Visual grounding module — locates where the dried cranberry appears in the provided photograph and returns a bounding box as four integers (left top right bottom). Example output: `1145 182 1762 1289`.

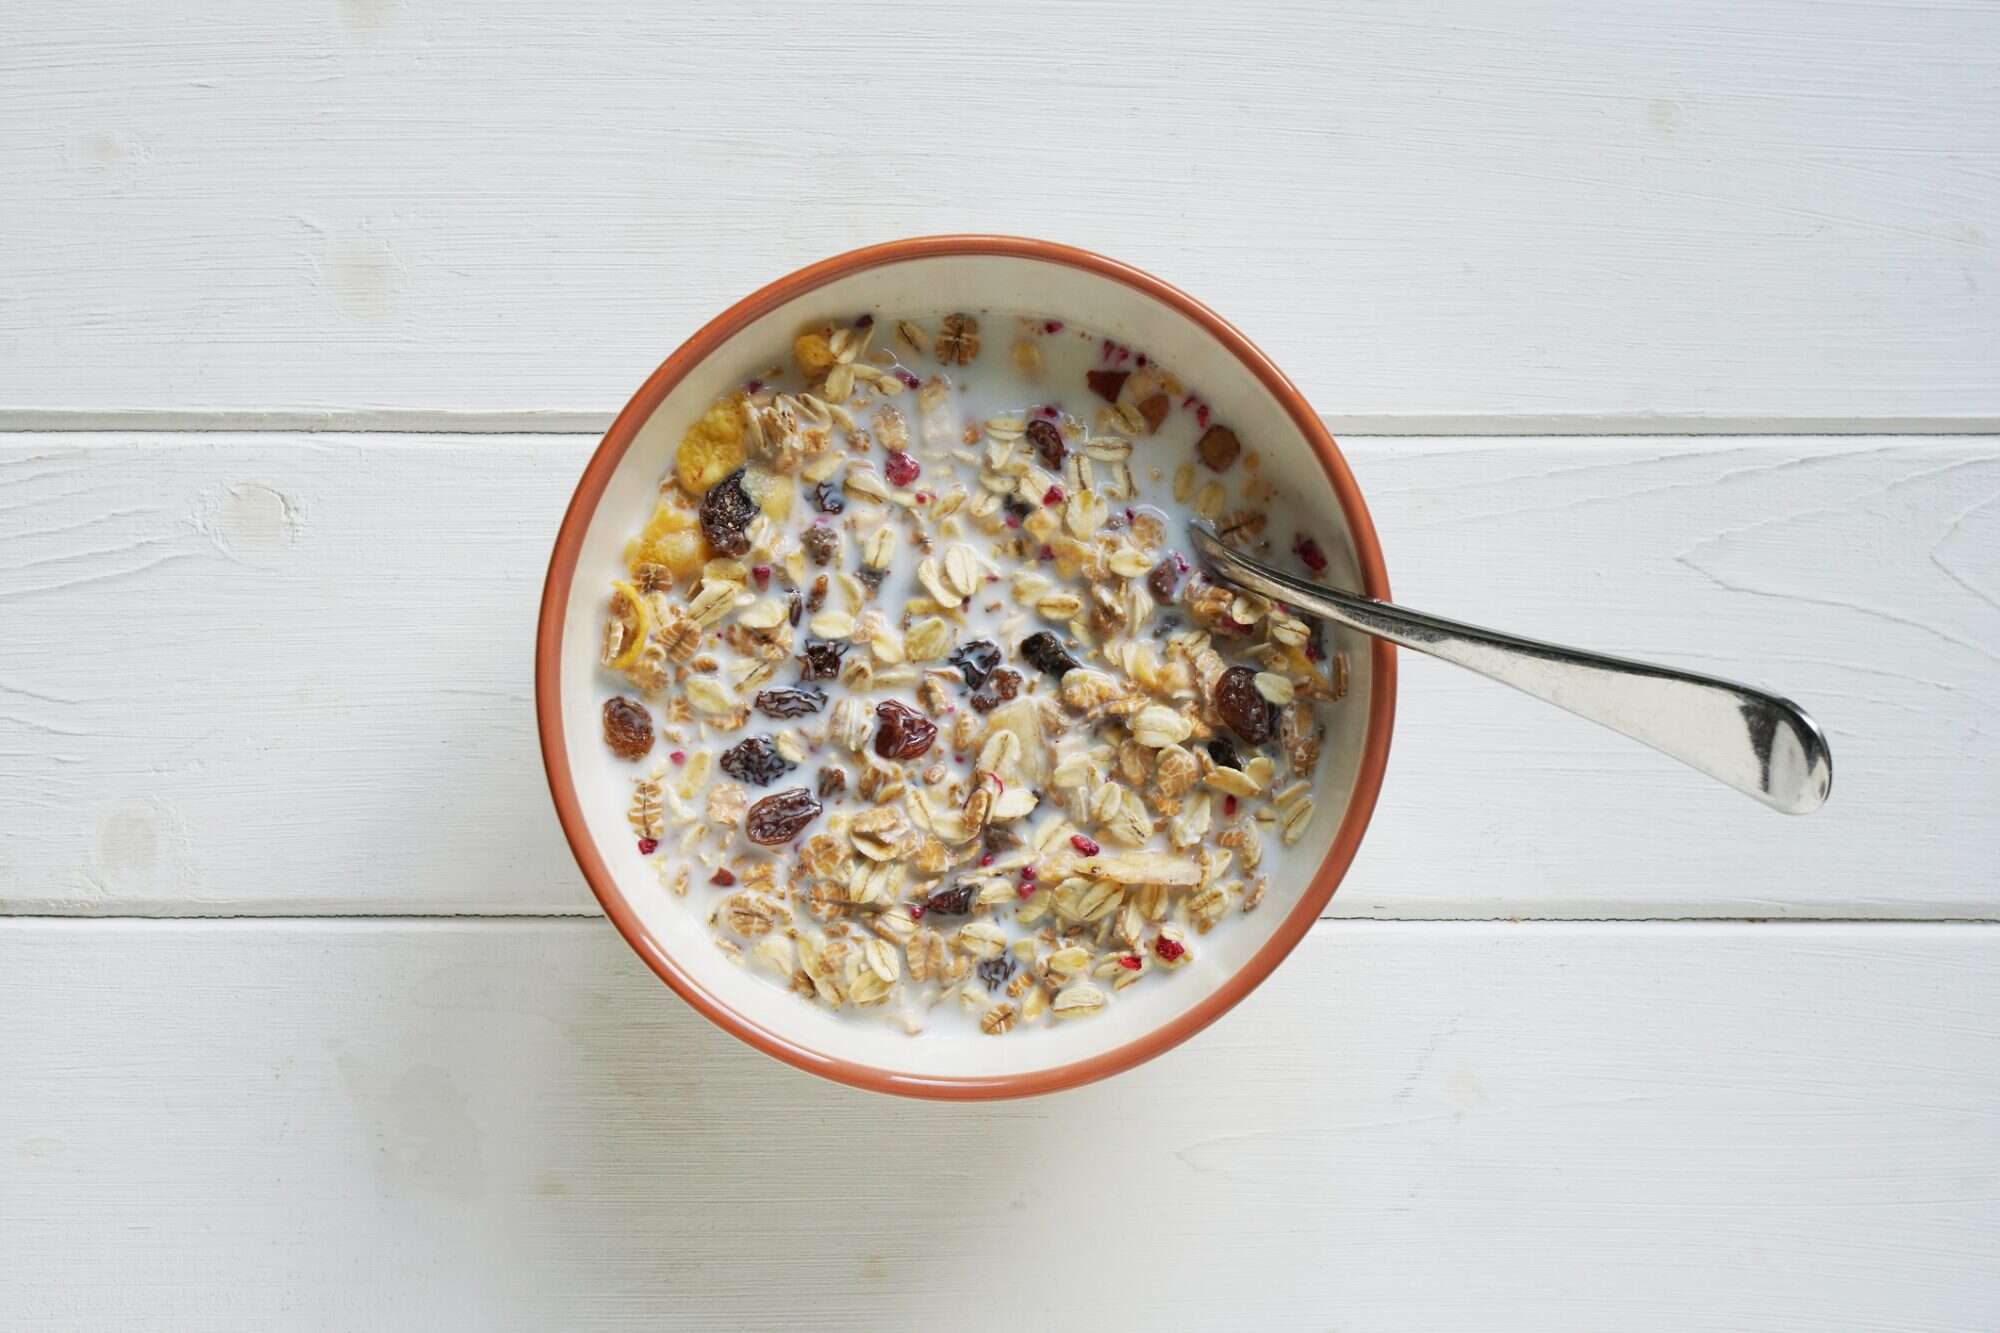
1155 935 1187 962
719 735 794 786
698 468 757 556
798 639 848 680
894 368 920 389
601 696 653 760
751 563 771 589
1043 320 1063 334
1042 485 1064 506
669 749 687 764
710 868 736 887
637 837 658 855
1207 738 1242 771
977 956 1017 992
1016 882 1037 900
810 480 845 514
1117 954 1142 971
744 787 822 845
1214 665 1278 744
1020 865 1036 881
1020 631 1080 678
874 700 938 760
979 852 995 867
948 639 1003 689
1070 834 1100 856
802 523 840 566
1086 368 1129 402
755 687 826 718
1293 533 1329 573
1224 794 1239 816
1026 418 1065 470
923 882 976 916
884 451 920 487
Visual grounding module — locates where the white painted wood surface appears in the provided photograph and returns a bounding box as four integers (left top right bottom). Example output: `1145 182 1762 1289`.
3 920 1995 1332
4 1 1997 423
4 433 1994 918
7 3 2000 1326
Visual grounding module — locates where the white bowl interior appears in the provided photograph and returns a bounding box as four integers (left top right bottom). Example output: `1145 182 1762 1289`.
557 253 1375 1081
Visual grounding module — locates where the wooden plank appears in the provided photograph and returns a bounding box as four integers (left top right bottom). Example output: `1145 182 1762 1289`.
1 919 1993 1330
3 1 1996 422
3 433 1995 918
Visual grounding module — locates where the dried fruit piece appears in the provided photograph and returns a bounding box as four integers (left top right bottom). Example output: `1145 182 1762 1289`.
1136 392 1170 433
1155 933 1187 962
719 736 794 787
798 639 848 680
977 955 1017 992
884 450 921 488
874 700 938 761
810 480 845 514
744 787 823 845
1293 532 1328 573
948 639 1003 690
923 882 977 916
1207 738 1242 770
1070 833 1101 856
1197 424 1241 472
1086 369 1130 402
755 687 826 718
968 667 1021 713
601 696 654 760
699 468 758 557
1026 418 1065 470
802 523 840 566
1019 631 1080 679
793 328 837 379
1146 556 1186 603
934 313 980 365
1214 665 1278 744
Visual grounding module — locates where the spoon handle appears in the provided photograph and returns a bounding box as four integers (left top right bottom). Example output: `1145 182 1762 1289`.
1191 524 1832 814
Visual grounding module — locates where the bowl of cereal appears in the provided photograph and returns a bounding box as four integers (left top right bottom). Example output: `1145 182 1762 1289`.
537 236 1395 1098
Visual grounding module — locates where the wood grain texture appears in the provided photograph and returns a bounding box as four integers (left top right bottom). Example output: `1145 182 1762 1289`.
1 919 1994 1331
3 433 1994 918
3 1 1996 421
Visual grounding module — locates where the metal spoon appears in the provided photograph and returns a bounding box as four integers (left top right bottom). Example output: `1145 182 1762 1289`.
1190 522 1832 814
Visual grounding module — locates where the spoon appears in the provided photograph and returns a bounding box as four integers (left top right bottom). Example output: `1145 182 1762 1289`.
1189 522 1832 814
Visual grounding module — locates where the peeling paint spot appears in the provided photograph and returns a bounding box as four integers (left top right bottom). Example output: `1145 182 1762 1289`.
1647 98 1683 136
18 1136 65 1162
336 0 402 33
88 797 197 900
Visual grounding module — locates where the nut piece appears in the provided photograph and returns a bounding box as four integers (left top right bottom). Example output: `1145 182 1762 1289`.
1197 424 1241 471
935 313 980 365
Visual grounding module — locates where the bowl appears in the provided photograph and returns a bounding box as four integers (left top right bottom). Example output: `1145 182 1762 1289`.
536 236 1395 1098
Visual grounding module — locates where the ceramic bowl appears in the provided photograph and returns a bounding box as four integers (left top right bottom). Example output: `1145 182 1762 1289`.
537 236 1395 1098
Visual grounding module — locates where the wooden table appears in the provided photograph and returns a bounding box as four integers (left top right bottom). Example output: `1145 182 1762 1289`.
5 4 1996 1328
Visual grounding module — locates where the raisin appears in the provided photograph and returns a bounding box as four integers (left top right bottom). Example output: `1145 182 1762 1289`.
719 736 794 787
874 699 938 760
948 638 1003 690
977 955 1017 992
1002 497 1033 524
601 696 654 760
1197 424 1241 472
788 590 803 626
744 787 823 845
1020 630 1080 678
798 639 848 680
1207 738 1242 771
856 567 887 591
755 687 826 718
1214 665 1277 744
1146 557 1184 603
816 767 847 799
1026 418 1065 470
1304 619 1326 662
1086 368 1129 402
969 667 1021 713
699 468 758 556
810 481 845 514
802 523 840 566
1136 392 1170 433
923 882 977 916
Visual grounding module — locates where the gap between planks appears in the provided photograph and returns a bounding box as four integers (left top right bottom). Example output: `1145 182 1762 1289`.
3 409 1999 437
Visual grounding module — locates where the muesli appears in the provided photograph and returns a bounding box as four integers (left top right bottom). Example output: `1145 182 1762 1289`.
598 313 1348 1035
